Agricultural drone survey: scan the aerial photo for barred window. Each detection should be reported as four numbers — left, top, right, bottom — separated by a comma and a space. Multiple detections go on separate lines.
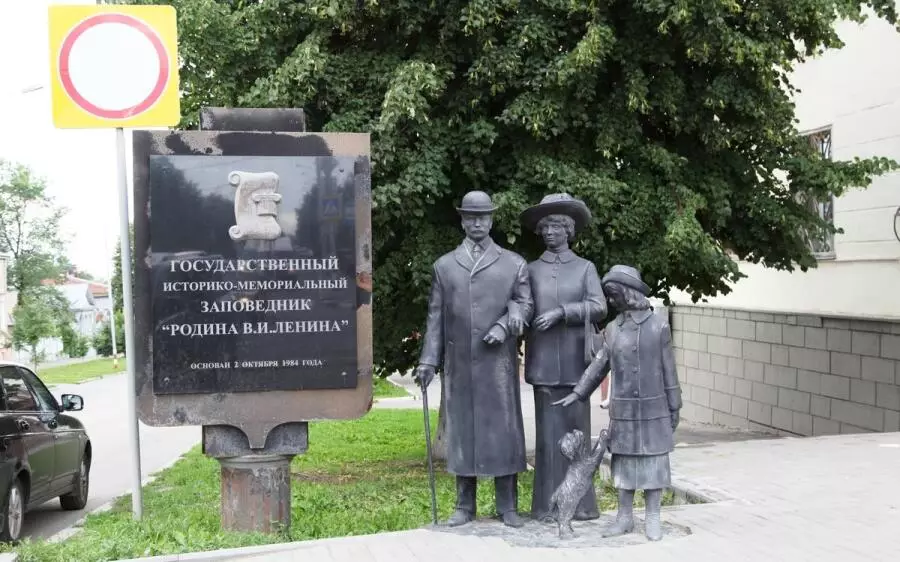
802, 128, 836, 259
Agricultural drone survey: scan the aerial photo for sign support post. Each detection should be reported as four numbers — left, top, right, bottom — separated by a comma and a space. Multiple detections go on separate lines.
199, 108, 306, 533
116, 126, 143, 520
49, 3, 182, 521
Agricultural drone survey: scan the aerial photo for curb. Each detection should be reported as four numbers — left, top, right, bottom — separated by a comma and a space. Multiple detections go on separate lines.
112, 529, 432, 562
45, 443, 198, 544
46, 370, 127, 391
384, 375, 408, 391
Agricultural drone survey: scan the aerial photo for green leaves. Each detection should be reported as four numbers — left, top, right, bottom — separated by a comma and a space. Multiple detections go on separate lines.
0, 160, 69, 298
378, 60, 450, 133
241, 31, 327, 108
556, 22, 615, 84
143, 0, 898, 375
11, 285, 73, 367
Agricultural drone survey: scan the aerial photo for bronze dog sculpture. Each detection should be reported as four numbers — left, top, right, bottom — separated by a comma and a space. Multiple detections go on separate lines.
548, 428, 610, 538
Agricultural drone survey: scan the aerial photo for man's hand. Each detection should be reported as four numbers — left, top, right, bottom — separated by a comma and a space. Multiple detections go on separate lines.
414, 364, 436, 388
483, 325, 507, 345
534, 307, 564, 331
671, 410, 680, 431
507, 311, 524, 337
552, 392, 580, 407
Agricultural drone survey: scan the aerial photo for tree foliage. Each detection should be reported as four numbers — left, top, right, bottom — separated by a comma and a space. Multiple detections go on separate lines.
0, 160, 69, 302
133, 0, 898, 375
69, 268, 97, 281
110, 226, 134, 317
93, 311, 125, 357
60, 323, 90, 359
11, 286, 72, 367
11, 299, 54, 367
108, 228, 132, 356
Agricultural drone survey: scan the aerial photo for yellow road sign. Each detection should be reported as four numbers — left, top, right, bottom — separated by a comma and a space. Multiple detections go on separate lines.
48, 5, 180, 129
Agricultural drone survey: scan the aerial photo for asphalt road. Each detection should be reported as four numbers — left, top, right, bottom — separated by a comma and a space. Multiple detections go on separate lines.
22, 373, 200, 540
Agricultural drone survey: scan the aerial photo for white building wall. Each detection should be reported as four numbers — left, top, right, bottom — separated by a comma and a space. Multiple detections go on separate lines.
671, 15, 900, 320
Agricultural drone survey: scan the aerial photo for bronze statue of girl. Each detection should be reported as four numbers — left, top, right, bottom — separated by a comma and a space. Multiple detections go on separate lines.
555, 265, 682, 541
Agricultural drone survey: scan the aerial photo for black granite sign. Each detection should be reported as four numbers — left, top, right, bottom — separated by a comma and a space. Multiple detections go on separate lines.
147, 153, 358, 394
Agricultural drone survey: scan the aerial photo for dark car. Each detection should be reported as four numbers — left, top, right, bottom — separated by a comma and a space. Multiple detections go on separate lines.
0, 362, 90, 542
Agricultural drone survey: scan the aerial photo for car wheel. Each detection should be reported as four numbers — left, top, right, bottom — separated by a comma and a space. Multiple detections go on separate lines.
1, 478, 25, 542
60, 456, 89, 511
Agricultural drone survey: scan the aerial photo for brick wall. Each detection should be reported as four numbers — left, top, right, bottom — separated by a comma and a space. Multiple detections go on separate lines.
670, 304, 900, 436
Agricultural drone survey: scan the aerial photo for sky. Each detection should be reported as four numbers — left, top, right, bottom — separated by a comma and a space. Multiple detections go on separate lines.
0, 0, 138, 281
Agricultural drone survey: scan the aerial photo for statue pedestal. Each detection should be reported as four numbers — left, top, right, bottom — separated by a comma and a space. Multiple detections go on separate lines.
218, 454, 294, 533
203, 422, 309, 534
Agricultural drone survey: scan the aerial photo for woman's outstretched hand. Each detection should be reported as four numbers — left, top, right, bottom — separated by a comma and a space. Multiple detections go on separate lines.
552, 392, 580, 407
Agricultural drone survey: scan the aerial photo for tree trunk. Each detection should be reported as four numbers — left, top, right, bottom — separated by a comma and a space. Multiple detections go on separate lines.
30, 344, 39, 371
432, 373, 448, 461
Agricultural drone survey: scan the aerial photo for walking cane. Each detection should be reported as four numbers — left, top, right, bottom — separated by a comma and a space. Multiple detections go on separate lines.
419, 375, 439, 525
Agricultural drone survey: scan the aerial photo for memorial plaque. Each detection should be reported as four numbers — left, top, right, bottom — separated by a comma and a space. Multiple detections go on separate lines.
137, 132, 368, 395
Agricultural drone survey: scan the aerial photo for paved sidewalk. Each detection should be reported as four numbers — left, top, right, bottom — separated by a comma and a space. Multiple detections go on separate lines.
101, 372, 897, 561
118, 406, 900, 561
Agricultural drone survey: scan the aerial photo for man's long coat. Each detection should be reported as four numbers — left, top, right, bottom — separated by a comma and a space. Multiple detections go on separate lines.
419, 239, 532, 477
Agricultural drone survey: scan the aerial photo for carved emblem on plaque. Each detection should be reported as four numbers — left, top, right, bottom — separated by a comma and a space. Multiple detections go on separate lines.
228, 171, 283, 241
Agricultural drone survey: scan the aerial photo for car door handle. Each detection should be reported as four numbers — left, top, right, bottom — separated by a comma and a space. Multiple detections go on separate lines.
15, 419, 29, 431
0, 438, 8, 451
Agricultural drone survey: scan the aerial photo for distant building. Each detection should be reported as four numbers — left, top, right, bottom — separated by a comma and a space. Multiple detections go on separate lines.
4, 270, 112, 363
54, 275, 113, 330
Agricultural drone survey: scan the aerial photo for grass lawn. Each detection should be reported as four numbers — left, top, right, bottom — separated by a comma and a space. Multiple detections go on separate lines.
6, 409, 673, 561
37, 358, 124, 386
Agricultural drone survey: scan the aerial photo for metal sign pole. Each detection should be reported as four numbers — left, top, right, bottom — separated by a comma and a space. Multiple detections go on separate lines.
116, 126, 143, 520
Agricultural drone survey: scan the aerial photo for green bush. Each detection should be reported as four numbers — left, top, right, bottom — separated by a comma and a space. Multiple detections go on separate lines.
93, 311, 125, 357
60, 324, 90, 358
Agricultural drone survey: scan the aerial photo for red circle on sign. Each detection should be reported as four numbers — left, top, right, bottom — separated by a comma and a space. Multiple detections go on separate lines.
58, 13, 170, 120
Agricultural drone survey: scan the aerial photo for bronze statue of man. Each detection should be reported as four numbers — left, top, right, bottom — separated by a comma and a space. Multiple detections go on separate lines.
415, 191, 532, 528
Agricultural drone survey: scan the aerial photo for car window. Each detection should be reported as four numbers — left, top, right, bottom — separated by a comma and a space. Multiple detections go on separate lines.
0, 366, 38, 412
19, 368, 58, 412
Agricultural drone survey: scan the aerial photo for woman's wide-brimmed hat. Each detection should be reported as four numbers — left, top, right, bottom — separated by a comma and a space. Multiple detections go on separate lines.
456, 191, 498, 214
602, 264, 651, 296
520, 193, 592, 231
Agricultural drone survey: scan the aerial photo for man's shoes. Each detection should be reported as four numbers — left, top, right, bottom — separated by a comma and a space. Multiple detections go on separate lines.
502, 511, 526, 528
446, 509, 474, 527
573, 509, 600, 521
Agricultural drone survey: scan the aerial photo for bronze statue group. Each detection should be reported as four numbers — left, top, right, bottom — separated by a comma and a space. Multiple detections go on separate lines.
415, 191, 683, 542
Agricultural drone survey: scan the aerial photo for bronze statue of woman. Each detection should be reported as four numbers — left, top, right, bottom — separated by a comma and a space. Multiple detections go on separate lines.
520, 193, 607, 522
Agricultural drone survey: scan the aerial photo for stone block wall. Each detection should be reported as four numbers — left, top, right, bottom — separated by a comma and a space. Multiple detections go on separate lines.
670, 304, 900, 436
